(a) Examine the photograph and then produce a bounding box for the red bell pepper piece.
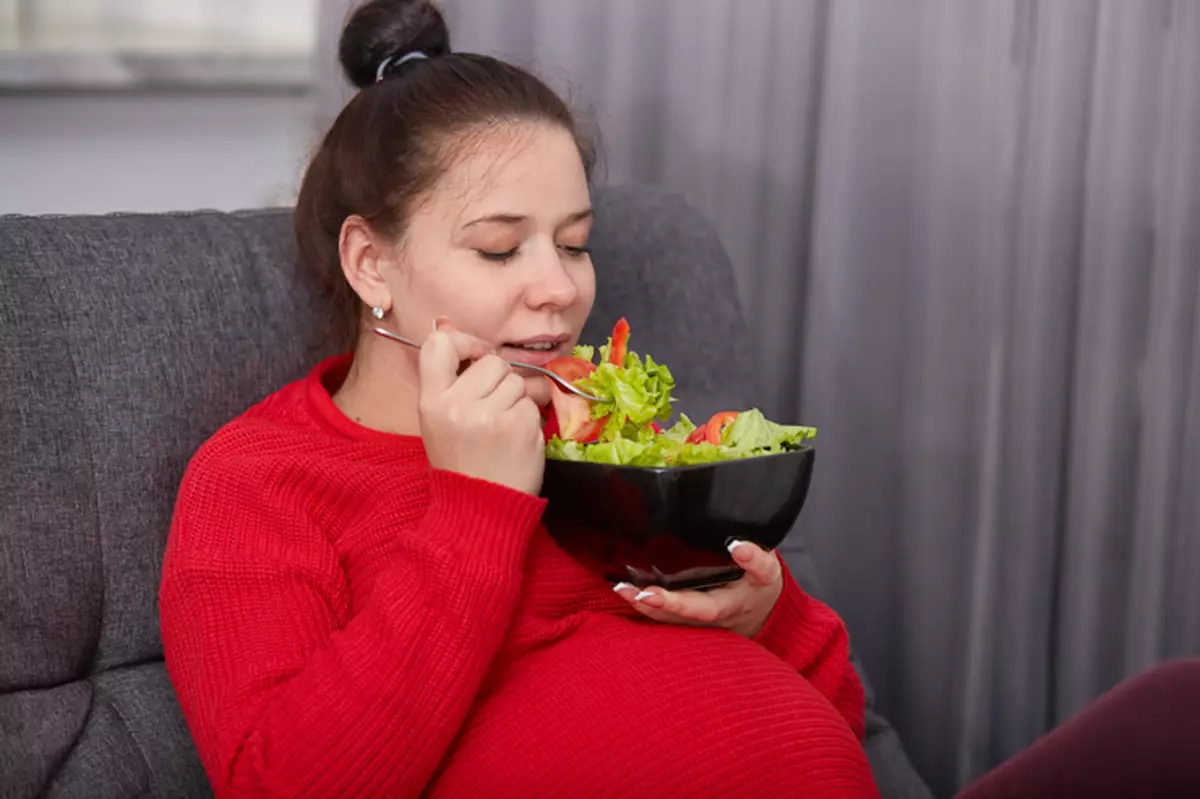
[609,317,630,366]
[704,411,739,445]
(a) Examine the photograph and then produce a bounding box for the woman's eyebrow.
[461,208,593,229]
[462,213,527,228]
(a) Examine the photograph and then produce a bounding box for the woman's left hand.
[612,540,783,638]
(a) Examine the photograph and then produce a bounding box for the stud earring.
[371,305,386,320]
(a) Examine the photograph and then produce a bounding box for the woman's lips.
[498,344,564,368]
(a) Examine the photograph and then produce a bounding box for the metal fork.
[371,327,604,402]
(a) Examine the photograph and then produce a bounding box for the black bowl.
[540,447,815,590]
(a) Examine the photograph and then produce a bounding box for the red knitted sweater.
[160,356,879,798]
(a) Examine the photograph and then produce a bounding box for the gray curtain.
[316,1,1200,795]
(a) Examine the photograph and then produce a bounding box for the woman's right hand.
[418,325,546,496]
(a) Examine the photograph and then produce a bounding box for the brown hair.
[295,0,596,352]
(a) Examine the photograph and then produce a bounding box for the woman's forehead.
[424,124,590,228]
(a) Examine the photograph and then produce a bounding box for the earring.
[371,305,386,320]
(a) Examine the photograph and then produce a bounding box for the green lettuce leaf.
[545,437,586,462]
[660,415,696,443]
[723,409,816,452]
[578,437,647,465]
[546,435,651,465]
[576,350,675,440]
[670,442,740,465]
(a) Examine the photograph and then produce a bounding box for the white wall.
[0,92,318,215]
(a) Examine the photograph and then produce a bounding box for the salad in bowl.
[541,318,816,466]
[538,319,818,589]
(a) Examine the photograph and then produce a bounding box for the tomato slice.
[545,357,605,443]
[577,418,604,443]
[546,356,596,383]
[609,317,630,366]
[544,399,604,443]
[686,423,709,445]
[548,389,604,442]
[704,411,739,446]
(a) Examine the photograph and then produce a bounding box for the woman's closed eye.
[559,244,591,258]
[475,243,590,263]
[476,247,519,263]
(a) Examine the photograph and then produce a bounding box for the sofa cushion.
[1,210,317,798]
[1,664,207,798]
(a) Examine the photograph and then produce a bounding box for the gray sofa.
[0,184,931,799]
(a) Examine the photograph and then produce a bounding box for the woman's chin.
[525,375,552,407]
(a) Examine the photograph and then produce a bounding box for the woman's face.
[377,122,595,406]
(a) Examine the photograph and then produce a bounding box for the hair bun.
[339,0,451,90]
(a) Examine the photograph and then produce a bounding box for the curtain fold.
[315,1,1200,794]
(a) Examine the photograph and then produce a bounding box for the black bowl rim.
[544,443,815,475]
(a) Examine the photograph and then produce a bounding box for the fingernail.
[634,590,655,603]
[727,539,750,560]
[613,582,633,593]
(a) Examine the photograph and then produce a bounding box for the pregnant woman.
[158,0,877,796]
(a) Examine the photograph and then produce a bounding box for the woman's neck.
[331,333,423,436]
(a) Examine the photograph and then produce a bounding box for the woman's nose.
[525,246,580,309]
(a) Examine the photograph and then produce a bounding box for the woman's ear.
[339,215,394,312]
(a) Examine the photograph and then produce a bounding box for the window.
[1,0,318,89]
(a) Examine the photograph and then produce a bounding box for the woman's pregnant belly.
[427,612,878,799]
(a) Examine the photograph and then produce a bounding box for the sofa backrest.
[0,184,757,797]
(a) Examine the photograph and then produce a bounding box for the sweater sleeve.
[159,452,545,799]
[753,556,866,740]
